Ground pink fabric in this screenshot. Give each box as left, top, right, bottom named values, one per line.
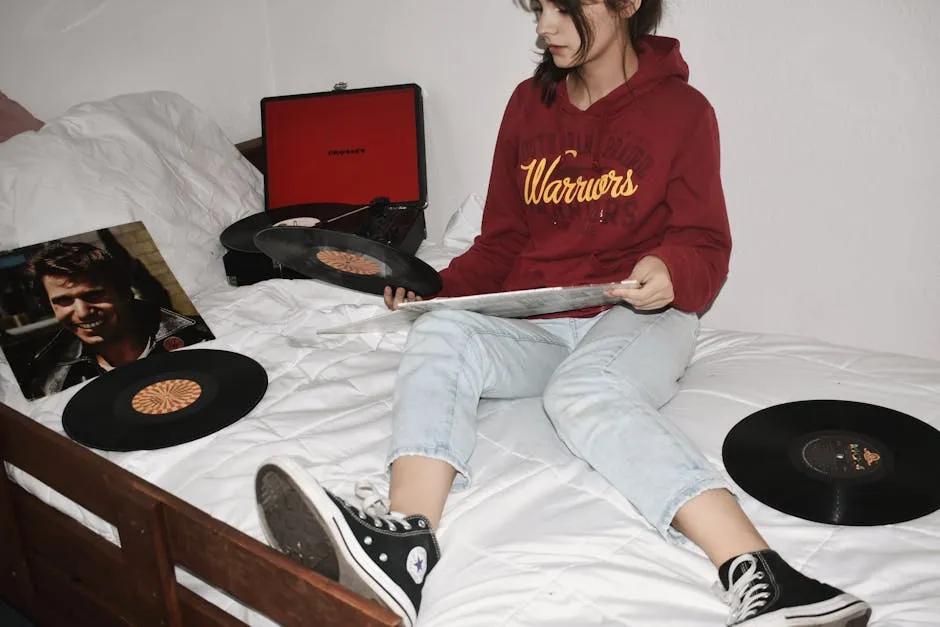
left=0, top=91, right=44, bottom=142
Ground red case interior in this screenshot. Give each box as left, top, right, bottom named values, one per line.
left=261, top=84, right=425, bottom=211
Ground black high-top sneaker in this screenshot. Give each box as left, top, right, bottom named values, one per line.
left=715, top=550, right=871, bottom=626
left=255, top=456, right=440, bottom=627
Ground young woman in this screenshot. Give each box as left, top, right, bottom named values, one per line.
left=255, top=2, right=873, bottom=625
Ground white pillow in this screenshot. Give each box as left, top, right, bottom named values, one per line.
left=0, top=91, right=263, bottom=297
left=441, top=192, right=484, bottom=251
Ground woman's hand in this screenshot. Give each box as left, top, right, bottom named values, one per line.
left=604, top=255, right=675, bottom=311
left=384, top=286, right=423, bottom=310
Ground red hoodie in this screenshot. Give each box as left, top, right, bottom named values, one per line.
left=436, top=36, right=732, bottom=316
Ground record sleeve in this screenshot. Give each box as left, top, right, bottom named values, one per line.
left=316, top=280, right=641, bottom=335
left=398, top=280, right=640, bottom=318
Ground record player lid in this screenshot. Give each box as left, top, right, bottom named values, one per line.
left=261, top=83, right=427, bottom=213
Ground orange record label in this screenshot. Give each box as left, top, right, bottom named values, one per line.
left=131, top=379, right=203, bottom=415
left=316, top=250, right=381, bottom=275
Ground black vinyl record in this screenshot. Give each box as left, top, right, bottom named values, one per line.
left=722, top=399, right=940, bottom=526
left=221, top=206, right=341, bottom=254
left=253, top=225, right=442, bottom=297
left=221, top=211, right=280, bottom=254
left=63, top=349, right=268, bottom=452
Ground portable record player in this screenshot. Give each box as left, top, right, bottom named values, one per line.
left=221, top=82, right=429, bottom=286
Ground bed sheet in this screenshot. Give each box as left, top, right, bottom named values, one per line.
left=2, top=238, right=939, bottom=626
left=2, top=89, right=936, bottom=626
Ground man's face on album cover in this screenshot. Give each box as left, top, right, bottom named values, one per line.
left=42, top=274, right=131, bottom=347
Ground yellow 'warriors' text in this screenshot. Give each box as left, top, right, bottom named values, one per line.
left=521, top=150, right=639, bottom=205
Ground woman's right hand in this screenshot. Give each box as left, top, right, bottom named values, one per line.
left=384, top=286, right=422, bottom=310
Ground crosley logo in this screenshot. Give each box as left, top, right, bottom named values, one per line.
left=520, top=149, right=639, bottom=206
left=327, top=148, right=367, bottom=156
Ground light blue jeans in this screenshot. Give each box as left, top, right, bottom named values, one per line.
left=386, top=304, right=728, bottom=543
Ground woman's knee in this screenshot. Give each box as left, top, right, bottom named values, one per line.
left=407, top=309, right=480, bottom=345
left=541, top=368, right=608, bottom=441
left=542, top=367, right=675, bottom=445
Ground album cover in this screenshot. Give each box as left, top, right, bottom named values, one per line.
left=317, top=280, right=641, bottom=335
left=397, top=280, right=641, bottom=318
left=0, top=221, right=215, bottom=400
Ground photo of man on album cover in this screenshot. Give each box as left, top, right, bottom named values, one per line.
left=0, top=222, right=215, bottom=401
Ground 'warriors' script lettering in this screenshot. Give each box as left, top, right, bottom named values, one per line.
left=520, top=150, right=639, bottom=206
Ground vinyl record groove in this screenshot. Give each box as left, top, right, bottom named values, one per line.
left=253, top=226, right=442, bottom=297
left=722, top=400, right=940, bottom=526
left=63, top=349, right=268, bottom=452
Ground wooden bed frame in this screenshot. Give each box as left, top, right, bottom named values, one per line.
left=0, top=138, right=402, bottom=627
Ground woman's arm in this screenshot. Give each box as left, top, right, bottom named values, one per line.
left=645, top=105, right=732, bottom=313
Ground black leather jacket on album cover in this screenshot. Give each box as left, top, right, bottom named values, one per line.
left=26, top=299, right=214, bottom=400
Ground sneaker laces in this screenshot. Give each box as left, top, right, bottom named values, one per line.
left=713, top=554, right=771, bottom=625
left=353, top=480, right=413, bottom=531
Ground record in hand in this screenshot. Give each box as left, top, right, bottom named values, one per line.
left=722, top=399, right=940, bottom=526
left=63, top=349, right=268, bottom=452
left=253, top=226, right=442, bottom=297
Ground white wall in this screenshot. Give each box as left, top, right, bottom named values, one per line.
left=1, top=0, right=938, bottom=361
left=667, top=0, right=940, bottom=363
left=0, top=0, right=272, bottom=144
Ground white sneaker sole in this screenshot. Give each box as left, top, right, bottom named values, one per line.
left=739, top=593, right=872, bottom=626
left=255, top=456, right=417, bottom=627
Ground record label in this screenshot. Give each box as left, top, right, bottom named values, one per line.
left=276, top=217, right=321, bottom=228
left=315, top=248, right=385, bottom=276
left=131, top=378, right=203, bottom=415
left=792, top=430, right=887, bottom=481
left=63, top=349, right=267, bottom=452
left=722, top=399, right=940, bottom=526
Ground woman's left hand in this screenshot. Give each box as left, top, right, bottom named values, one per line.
left=604, top=255, right=675, bottom=310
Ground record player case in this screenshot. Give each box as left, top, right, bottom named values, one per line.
left=222, top=83, right=430, bottom=287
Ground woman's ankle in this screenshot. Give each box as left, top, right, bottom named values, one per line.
left=671, top=488, right=770, bottom=566
left=389, top=455, right=458, bottom=528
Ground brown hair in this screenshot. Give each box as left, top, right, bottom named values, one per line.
left=27, top=241, right=133, bottom=296
left=517, top=0, right=664, bottom=105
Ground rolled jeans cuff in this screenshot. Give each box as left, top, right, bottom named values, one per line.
left=385, top=446, right=473, bottom=492
left=658, top=474, right=736, bottom=546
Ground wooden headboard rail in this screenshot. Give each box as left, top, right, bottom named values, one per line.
left=235, top=138, right=265, bottom=175
left=0, top=403, right=400, bottom=627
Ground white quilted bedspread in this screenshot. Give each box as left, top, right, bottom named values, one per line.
left=3, top=239, right=939, bottom=627
left=2, top=91, right=936, bottom=626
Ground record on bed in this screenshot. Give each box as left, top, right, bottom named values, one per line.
left=721, top=399, right=940, bottom=526
left=62, top=349, right=268, bottom=452
left=253, top=225, right=442, bottom=297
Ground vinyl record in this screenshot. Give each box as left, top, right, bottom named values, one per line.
left=221, top=208, right=327, bottom=254
left=63, top=349, right=268, bottom=452
left=253, top=226, right=442, bottom=297
left=722, top=399, right=940, bottom=526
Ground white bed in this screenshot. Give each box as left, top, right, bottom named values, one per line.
left=1, top=92, right=938, bottom=626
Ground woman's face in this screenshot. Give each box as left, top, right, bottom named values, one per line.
left=533, top=0, right=633, bottom=69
